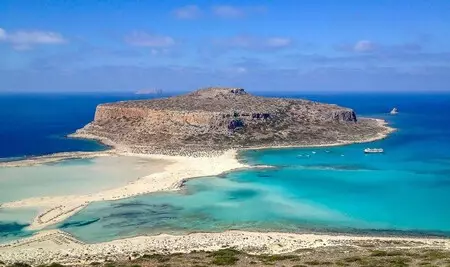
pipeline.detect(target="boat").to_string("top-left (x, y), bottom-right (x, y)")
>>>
top-left (364, 148), bottom-right (384, 153)
top-left (390, 107), bottom-right (398, 115)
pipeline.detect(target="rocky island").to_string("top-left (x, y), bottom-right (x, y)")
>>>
top-left (0, 87), bottom-right (401, 266)
top-left (72, 87), bottom-right (391, 155)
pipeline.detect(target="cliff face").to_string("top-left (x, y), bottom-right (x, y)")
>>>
top-left (74, 87), bottom-right (386, 154)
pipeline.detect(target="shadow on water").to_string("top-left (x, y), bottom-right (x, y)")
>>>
top-left (0, 221), bottom-right (33, 242)
top-left (0, 221), bottom-right (29, 234)
top-left (60, 218), bottom-right (100, 229)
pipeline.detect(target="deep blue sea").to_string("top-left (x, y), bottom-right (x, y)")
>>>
top-left (1, 92), bottom-right (450, 243)
top-left (0, 93), bottom-right (165, 159)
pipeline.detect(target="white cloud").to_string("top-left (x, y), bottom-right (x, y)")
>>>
top-left (226, 36), bottom-right (253, 48)
top-left (337, 40), bottom-right (423, 54)
top-left (215, 35), bottom-right (293, 50)
top-left (173, 5), bottom-right (201, 19)
top-left (212, 5), bottom-right (245, 18)
top-left (266, 37), bottom-right (293, 48)
top-left (125, 31), bottom-right (175, 47)
top-left (354, 40), bottom-right (376, 52)
top-left (0, 27), bottom-right (66, 50)
top-left (0, 28), bottom-right (6, 40)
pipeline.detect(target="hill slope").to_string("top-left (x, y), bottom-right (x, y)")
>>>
top-left (72, 87), bottom-right (390, 154)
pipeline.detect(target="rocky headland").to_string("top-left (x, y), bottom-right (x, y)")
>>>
top-left (0, 88), bottom-right (403, 265)
top-left (71, 87), bottom-right (392, 155)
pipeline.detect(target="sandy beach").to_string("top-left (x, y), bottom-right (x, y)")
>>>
top-left (0, 118), bottom-right (394, 230)
top-left (3, 117), bottom-right (441, 266)
top-left (1, 229), bottom-right (449, 265)
top-left (0, 149), bottom-right (247, 230)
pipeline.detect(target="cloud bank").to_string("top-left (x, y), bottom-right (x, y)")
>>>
top-left (0, 27), bottom-right (66, 50)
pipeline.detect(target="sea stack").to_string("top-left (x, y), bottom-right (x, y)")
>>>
top-left (72, 87), bottom-right (389, 155)
top-left (390, 108), bottom-right (398, 115)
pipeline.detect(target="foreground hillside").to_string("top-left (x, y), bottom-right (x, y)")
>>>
top-left (72, 87), bottom-right (390, 154)
top-left (3, 246), bottom-right (450, 267)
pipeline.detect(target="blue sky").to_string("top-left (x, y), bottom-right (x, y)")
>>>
top-left (1, 0), bottom-right (449, 92)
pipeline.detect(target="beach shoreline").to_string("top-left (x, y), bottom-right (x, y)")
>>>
top-left (0, 118), bottom-right (394, 231)
top-left (1, 117), bottom-right (430, 265)
top-left (1, 229), bottom-right (449, 265)
top-left (0, 149), bottom-right (247, 231)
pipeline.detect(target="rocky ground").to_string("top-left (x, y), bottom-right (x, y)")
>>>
top-left (3, 246), bottom-right (450, 267)
top-left (72, 87), bottom-right (392, 155)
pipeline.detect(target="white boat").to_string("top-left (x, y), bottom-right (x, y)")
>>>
top-left (390, 107), bottom-right (398, 115)
top-left (364, 148), bottom-right (384, 153)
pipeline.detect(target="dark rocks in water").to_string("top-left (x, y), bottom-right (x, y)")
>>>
top-left (0, 222), bottom-right (29, 234)
top-left (60, 218), bottom-right (100, 229)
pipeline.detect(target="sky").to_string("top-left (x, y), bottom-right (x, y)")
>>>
top-left (1, 0), bottom-right (450, 92)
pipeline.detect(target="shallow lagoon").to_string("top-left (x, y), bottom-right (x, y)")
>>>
top-left (0, 156), bottom-right (167, 204)
top-left (58, 95), bottom-right (450, 243)
top-left (2, 93), bottom-right (450, 244)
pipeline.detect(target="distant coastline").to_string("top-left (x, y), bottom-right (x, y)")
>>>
top-left (134, 88), bottom-right (163, 95)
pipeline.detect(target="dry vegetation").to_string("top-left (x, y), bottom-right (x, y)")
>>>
top-left (3, 247), bottom-right (450, 267)
top-left (74, 87), bottom-right (389, 155)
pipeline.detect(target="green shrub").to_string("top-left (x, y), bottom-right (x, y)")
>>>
top-left (257, 254), bottom-right (299, 263)
top-left (421, 250), bottom-right (450, 260)
top-left (208, 249), bottom-right (241, 258)
top-left (211, 256), bottom-right (238, 266)
top-left (209, 249), bottom-right (240, 265)
top-left (371, 250), bottom-right (403, 257)
top-left (140, 254), bottom-right (170, 263)
top-left (343, 256), bottom-right (364, 263)
top-left (304, 260), bottom-right (332, 265)
top-left (7, 263), bottom-right (31, 267)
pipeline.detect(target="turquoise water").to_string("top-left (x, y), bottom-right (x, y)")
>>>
top-left (0, 156), bottom-right (167, 241)
top-left (57, 95), bottom-right (450, 243)
top-left (0, 156), bottom-right (165, 203)
top-left (1, 93), bottom-right (450, 243)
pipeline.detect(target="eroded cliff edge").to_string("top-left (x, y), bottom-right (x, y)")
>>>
top-left (72, 87), bottom-right (391, 155)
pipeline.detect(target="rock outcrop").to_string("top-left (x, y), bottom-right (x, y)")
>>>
top-left (73, 87), bottom-right (389, 154)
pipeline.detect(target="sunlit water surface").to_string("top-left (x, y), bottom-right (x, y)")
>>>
top-left (1, 93), bottom-right (450, 243)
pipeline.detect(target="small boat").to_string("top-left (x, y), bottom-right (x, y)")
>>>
top-left (390, 108), bottom-right (398, 115)
top-left (364, 148), bottom-right (384, 154)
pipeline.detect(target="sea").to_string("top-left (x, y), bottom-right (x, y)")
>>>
top-left (1, 92), bottom-right (450, 243)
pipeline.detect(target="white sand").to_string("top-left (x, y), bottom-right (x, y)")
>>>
top-left (3, 118), bottom-right (439, 266)
top-left (1, 150), bottom-right (247, 230)
top-left (0, 229), bottom-right (449, 265)
top-left (0, 118), bottom-right (394, 232)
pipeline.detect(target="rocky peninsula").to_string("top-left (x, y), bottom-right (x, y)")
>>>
top-left (0, 87), bottom-right (403, 266)
top-left (71, 87), bottom-right (392, 155)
